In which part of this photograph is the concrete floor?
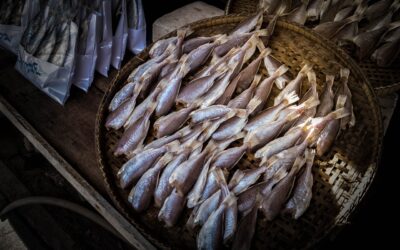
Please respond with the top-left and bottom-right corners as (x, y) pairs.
(0, 220), (27, 250)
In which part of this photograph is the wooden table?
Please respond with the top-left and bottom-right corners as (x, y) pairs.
(0, 49), (154, 250)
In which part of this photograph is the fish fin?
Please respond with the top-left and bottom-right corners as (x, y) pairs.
(331, 107), (350, 120)
(259, 47), (272, 57)
(247, 98), (262, 112)
(302, 95), (320, 110)
(326, 74), (335, 89)
(256, 38), (266, 51)
(234, 109), (248, 118)
(283, 91), (300, 105)
(300, 64), (313, 76)
(166, 140), (181, 152)
(214, 34), (228, 44)
(286, 110), (302, 122)
(307, 70), (317, 85)
(336, 94), (347, 109)
(212, 168), (230, 196)
(340, 68), (350, 80)
(305, 148), (316, 165)
(251, 74), (262, 88)
(293, 155), (307, 173)
(273, 64), (289, 78)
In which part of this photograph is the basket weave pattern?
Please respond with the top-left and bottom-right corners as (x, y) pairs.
(96, 16), (382, 249)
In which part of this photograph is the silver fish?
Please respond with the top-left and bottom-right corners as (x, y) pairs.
(352, 26), (386, 61)
(263, 53), (291, 89)
(232, 166), (267, 194)
(252, 64), (289, 113)
(190, 105), (235, 124)
(187, 156), (214, 208)
(214, 33), (252, 57)
(230, 11), (263, 35)
(306, 0), (324, 21)
(177, 68), (227, 106)
(183, 36), (217, 54)
(245, 91), (299, 132)
(154, 150), (191, 208)
(106, 90), (139, 130)
(28, 13), (56, 55)
(109, 82), (137, 112)
(284, 149), (315, 219)
(154, 106), (194, 138)
(274, 64), (312, 105)
(186, 42), (217, 74)
(212, 145), (247, 170)
(35, 22), (58, 62)
(158, 188), (186, 227)
(129, 154), (173, 212)
(149, 37), (177, 58)
(285, 3), (308, 25)
(118, 142), (177, 188)
(227, 75), (262, 109)
(261, 155), (306, 220)
(155, 61), (190, 116)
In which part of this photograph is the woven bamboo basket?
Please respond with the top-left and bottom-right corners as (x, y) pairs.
(225, 0), (400, 96)
(96, 16), (383, 249)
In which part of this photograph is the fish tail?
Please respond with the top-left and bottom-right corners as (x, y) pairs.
(234, 109), (248, 118)
(283, 91), (300, 105)
(305, 148), (316, 165)
(340, 68), (350, 80)
(166, 140), (181, 152)
(286, 110), (302, 122)
(331, 107), (350, 120)
(300, 64), (313, 76)
(259, 47), (272, 57)
(307, 70), (317, 85)
(302, 95), (320, 110)
(336, 94), (347, 109)
(326, 74), (335, 89)
(256, 38), (266, 51)
(273, 64), (289, 78)
(247, 98), (262, 112)
(251, 74), (262, 88)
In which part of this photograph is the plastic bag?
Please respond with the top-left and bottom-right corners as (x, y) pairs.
(111, 0), (128, 70)
(0, 0), (40, 54)
(96, 0), (113, 77)
(72, 9), (102, 92)
(127, 0), (146, 54)
(16, 7), (78, 105)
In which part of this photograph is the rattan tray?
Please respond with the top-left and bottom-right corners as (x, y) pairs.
(96, 16), (383, 249)
(225, 0), (400, 96)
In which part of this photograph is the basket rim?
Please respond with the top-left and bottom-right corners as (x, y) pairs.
(95, 15), (383, 249)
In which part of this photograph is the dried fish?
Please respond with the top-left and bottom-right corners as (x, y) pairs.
(230, 11), (263, 35)
(285, 3), (308, 25)
(106, 90), (139, 130)
(252, 64), (289, 113)
(307, 0), (324, 22)
(118, 141), (179, 188)
(158, 188), (186, 227)
(149, 37), (177, 58)
(365, 0), (393, 21)
(232, 166), (267, 194)
(183, 36), (218, 54)
(263, 53), (291, 89)
(245, 91), (299, 132)
(212, 144), (247, 170)
(129, 154), (173, 212)
(274, 64), (311, 105)
(177, 68), (227, 106)
(316, 75), (335, 117)
(284, 149), (315, 219)
(190, 105), (240, 124)
(35, 22), (58, 62)
(187, 156), (214, 208)
(186, 42), (218, 74)
(261, 155), (306, 220)
(352, 26), (387, 61)
(154, 150), (191, 207)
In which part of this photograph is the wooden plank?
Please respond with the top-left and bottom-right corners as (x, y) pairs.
(0, 67), (106, 194)
(0, 94), (155, 250)
(0, 161), (77, 249)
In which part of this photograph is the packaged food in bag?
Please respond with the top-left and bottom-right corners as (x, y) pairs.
(111, 0), (128, 70)
(15, 6), (78, 105)
(0, 0), (40, 54)
(127, 0), (146, 54)
(96, 0), (113, 77)
(72, 7), (102, 92)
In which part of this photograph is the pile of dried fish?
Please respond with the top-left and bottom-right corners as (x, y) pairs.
(259, 0), (400, 66)
(106, 12), (355, 249)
